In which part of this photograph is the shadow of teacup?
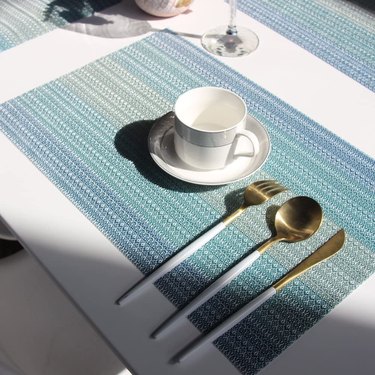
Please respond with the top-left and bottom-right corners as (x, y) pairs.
(114, 117), (218, 193)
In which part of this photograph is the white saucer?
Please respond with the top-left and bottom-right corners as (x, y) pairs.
(148, 112), (271, 185)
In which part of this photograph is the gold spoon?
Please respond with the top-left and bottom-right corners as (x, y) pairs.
(152, 196), (323, 338)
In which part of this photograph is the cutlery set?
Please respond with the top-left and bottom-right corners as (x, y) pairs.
(116, 180), (346, 362)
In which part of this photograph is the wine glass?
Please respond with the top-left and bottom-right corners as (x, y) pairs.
(201, 0), (259, 57)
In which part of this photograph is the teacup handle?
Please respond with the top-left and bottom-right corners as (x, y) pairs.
(234, 129), (260, 157)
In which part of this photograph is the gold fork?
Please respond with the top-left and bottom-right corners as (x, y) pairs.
(116, 180), (287, 306)
(222, 180), (288, 226)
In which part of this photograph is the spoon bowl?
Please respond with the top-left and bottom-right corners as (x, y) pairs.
(274, 196), (323, 242)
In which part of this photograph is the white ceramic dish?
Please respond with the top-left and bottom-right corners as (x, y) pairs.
(148, 112), (271, 185)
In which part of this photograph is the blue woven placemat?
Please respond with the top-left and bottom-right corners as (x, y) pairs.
(0, 31), (374, 374)
(0, 0), (120, 52)
(237, 0), (375, 92)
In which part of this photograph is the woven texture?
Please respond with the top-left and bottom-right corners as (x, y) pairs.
(237, 0), (375, 91)
(0, 32), (374, 374)
(0, 0), (120, 52)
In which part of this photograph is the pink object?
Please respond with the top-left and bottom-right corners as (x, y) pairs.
(135, 0), (193, 18)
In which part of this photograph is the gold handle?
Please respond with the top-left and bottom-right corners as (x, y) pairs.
(257, 235), (284, 255)
(222, 204), (247, 226)
(274, 229), (345, 291)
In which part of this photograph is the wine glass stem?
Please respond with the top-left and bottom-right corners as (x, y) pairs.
(227, 0), (238, 35)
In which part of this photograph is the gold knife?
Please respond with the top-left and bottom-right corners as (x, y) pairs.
(173, 229), (346, 363)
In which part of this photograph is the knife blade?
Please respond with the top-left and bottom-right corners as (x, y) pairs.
(274, 229), (346, 291)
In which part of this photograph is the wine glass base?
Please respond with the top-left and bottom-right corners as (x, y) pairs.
(201, 25), (259, 57)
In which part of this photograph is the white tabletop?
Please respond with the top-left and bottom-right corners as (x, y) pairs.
(0, 1), (374, 374)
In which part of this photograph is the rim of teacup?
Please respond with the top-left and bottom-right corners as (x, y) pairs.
(174, 86), (247, 134)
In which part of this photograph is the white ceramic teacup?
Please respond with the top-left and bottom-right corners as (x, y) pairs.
(174, 87), (259, 170)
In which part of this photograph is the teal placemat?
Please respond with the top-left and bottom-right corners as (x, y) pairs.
(0, 31), (374, 374)
(237, 0), (375, 91)
(0, 0), (120, 52)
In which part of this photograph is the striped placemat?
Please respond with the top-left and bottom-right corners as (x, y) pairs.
(0, 0), (120, 52)
(237, 0), (375, 91)
(0, 31), (374, 374)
